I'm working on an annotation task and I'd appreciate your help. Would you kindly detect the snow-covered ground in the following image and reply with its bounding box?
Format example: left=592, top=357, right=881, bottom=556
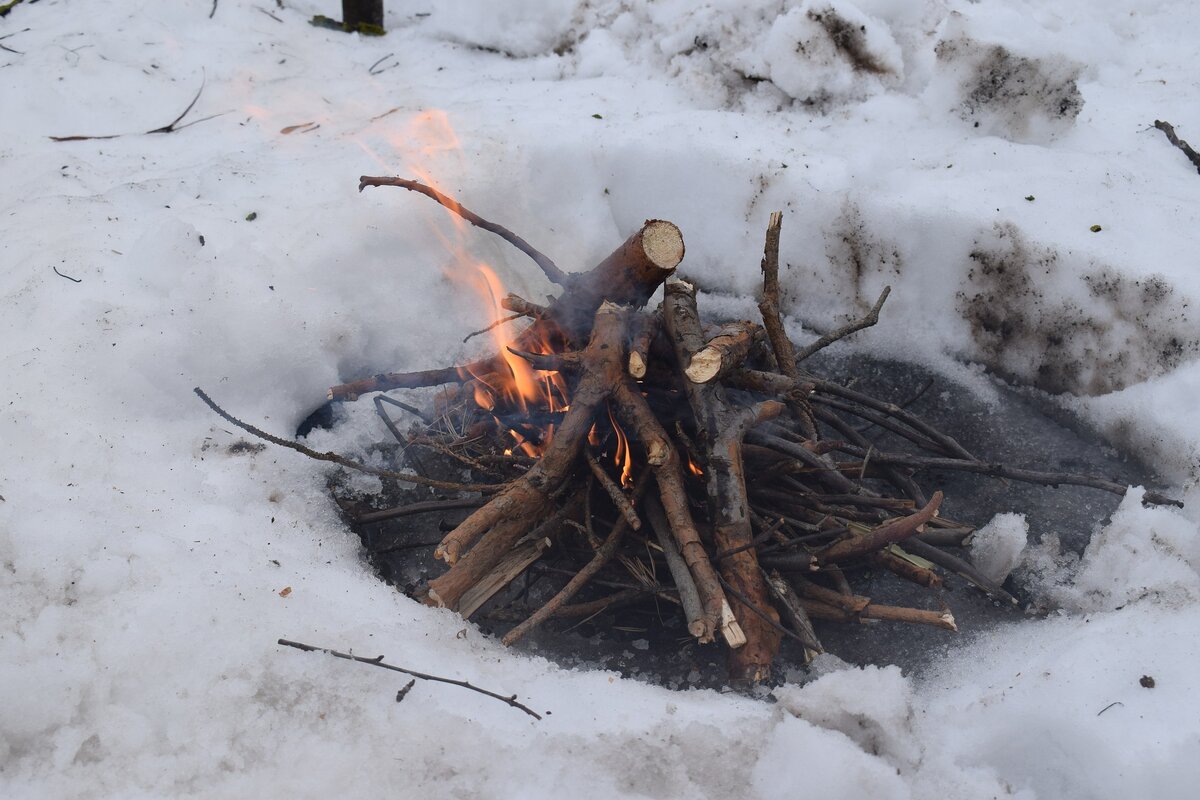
left=3, top=1, right=1200, bottom=796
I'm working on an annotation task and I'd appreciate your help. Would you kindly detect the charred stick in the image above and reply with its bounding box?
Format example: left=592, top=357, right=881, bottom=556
left=359, top=176, right=568, bottom=286
left=744, top=430, right=871, bottom=496
left=815, top=492, right=943, bottom=564
left=354, top=497, right=486, bottom=525
left=811, top=405, right=928, bottom=506
left=807, top=378, right=976, bottom=461
left=810, top=394, right=945, bottom=454
left=794, top=286, right=891, bottom=363
left=193, top=387, right=497, bottom=494
left=1153, top=120, right=1200, bottom=175
left=277, top=638, right=541, bottom=720
left=585, top=450, right=641, bottom=530
left=828, top=443, right=1182, bottom=507
left=664, top=278, right=783, bottom=682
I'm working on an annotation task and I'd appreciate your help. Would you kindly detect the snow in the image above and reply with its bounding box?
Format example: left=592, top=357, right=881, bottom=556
left=2, top=0, right=1200, bottom=797
left=971, top=512, right=1029, bottom=583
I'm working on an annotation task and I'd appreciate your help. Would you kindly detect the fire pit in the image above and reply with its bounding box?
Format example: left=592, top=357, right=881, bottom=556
left=196, top=176, right=1181, bottom=687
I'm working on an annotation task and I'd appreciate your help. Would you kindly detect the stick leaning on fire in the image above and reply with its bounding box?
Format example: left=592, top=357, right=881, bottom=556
left=196, top=176, right=1182, bottom=685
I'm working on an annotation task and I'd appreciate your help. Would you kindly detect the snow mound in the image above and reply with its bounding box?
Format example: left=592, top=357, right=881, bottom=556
left=970, top=512, right=1029, bottom=583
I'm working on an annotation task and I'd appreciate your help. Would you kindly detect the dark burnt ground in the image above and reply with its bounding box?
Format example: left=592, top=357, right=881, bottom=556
left=311, top=353, right=1161, bottom=691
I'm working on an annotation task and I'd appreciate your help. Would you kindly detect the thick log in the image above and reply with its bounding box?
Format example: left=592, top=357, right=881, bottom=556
left=663, top=278, right=781, bottom=683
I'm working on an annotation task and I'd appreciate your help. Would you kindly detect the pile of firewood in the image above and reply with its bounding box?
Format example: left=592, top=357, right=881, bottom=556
left=198, top=176, right=1182, bottom=685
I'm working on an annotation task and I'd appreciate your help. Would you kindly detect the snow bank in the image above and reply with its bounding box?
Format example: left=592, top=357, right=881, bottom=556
left=3, top=0, right=1200, bottom=797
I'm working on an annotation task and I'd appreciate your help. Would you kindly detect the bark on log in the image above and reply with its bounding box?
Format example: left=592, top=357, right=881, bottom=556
left=663, top=278, right=782, bottom=683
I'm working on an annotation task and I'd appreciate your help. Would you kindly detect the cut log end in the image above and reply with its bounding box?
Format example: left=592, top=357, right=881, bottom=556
left=641, top=220, right=685, bottom=271
left=719, top=599, right=747, bottom=648
left=685, top=348, right=723, bottom=384
left=628, top=351, right=648, bottom=379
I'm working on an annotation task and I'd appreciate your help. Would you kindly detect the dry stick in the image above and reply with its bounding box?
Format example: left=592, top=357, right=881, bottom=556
left=1153, top=120, right=1200, bottom=175
left=828, top=442, right=1182, bottom=508
left=901, top=538, right=1018, bottom=605
left=794, top=285, right=892, bottom=363
left=463, top=312, right=526, bottom=344
left=717, top=574, right=815, bottom=650
left=502, top=474, right=651, bottom=645
left=193, top=387, right=498, bottom=494
left=585, top=451, right=642, bottom=530
left=276, top=638, right=542, bottom=720
left=644, top=494, right=709, bottom=640
left=359, top=176, right=568, bottom=286
left=815, top=491, right=943, bottom=563
left=611, top=377, right=737, bottom=646
left=764, top=569, right=823, bottom=657
left=798, top=598, right=957, bottom=631
left=459, top=536, right=553, bottom=619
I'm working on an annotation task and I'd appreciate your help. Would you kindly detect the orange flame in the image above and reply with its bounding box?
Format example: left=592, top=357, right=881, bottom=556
left=608, top=406, right=635, bottom=489
left=687, top=458, right=704, bottom=477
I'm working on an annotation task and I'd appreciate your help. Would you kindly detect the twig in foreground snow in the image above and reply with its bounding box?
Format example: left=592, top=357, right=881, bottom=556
left=50, top=74, right=228, bottom=142
left=277, top=638, right=543, bottom=720
left=1154, top=120, right=1200, bottom=175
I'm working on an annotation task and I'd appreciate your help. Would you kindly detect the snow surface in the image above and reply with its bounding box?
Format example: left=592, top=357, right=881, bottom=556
left=3, top=0, right=1200, bottom=797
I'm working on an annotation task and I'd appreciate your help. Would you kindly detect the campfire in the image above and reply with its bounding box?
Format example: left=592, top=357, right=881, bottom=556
left=196, top=175, right=1181, bottom=686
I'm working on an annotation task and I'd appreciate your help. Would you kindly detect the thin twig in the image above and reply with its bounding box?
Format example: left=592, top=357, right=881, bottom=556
left=368, top=53, right=397, bottom=75
left=359, top=176, right=568, bottom=286
left=829, top=442, right=1182, bottom=507
left=51, top=74, right=220, bottom=141
left=794, top=286, right=891, bottom=362
left=194, top=387, right=499, bottom=493
left=209, top=0, right=218, bottom=19
left=277, top=638, right=541, bottom=720
left=354, top=497, right=486, bottom=525
left=1153, top=120, right=1200, bottom=175
left=52, top=266, right=82, bottom=283
left=463, top=311, right=525, bottom=343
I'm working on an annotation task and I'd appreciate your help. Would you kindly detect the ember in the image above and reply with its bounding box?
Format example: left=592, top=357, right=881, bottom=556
left=196, top=177, right=1182, bottom=686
